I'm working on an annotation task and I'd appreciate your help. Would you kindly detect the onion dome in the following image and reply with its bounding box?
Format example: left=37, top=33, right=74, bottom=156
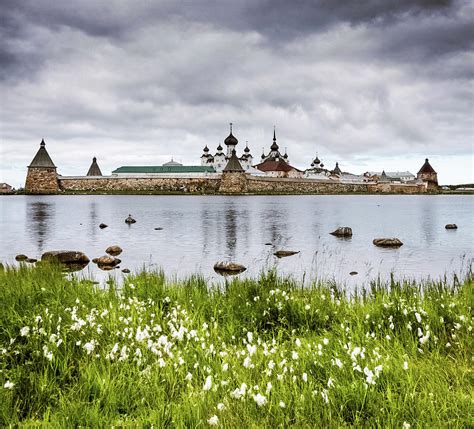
left=311, top=162, right=315, bottom=167
left=270, top=128, right=279, bottom=151
left=320, top=163, right=324, bottom=168
left=313, top=156, right=320, bottom=165
left=261, top=153, right=265, bottom=159
left=203, top=145, right=209, bottom=153
left=224, top=123, right=238, bottom=146
left=283, top=153, right=288, bottom=159
left=217, top=143, right=223, bottom=152
left=244, top=142, right=250, bottom=153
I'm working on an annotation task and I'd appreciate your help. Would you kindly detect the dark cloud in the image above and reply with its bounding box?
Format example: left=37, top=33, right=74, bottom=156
left=0, top=0, right=472, bottom=186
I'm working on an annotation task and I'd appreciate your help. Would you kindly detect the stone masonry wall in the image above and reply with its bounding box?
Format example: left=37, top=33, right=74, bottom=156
left=218, top=172, right=248, bottom=193
left=58, top=176, right=221, bottom=194
left=31, top=174, right=428, bottom=195
left=247, top=176, right=371, bottom=194
left=25, top=168, right=59, bottom=194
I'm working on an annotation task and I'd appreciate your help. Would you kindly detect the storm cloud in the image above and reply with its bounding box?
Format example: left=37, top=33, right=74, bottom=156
left=1, top=0, right=473, bottom=185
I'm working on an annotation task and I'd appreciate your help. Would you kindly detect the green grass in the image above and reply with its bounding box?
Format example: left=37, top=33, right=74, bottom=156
left=1, top=264, right=473, bottom=427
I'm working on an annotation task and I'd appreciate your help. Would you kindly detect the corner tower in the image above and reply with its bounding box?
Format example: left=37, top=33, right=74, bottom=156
left=25, top=139, right=59, bottom=194
left=417, top=158, right=438, bottom=189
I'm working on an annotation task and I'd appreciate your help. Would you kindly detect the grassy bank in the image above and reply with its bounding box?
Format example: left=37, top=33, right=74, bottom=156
left=1, top=265, right=472, bottom=427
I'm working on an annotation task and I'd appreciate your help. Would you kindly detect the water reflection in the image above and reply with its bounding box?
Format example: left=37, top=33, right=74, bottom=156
left=88, top=201, right=98, bottom=240
left=224, top=203, right=238, bottom=258
left=420, top=198, right=437, bottom=244
left=27, top=201, right=55, bottom=253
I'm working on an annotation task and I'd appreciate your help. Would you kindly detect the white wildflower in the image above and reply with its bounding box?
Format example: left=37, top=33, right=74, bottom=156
left=20, top=326, right=30, bottom=337
left=203, top=376, right=212, bottom=391
left=295, top=338, right=302, bottom=347
left=4, top=380, right=14, bottom=389
left=323, top=338, right=329, bottom=345
left=403, top=361, right=409, bottom=370
left=302, top=372, right=308, bottom=382
left=84, top=341, right=95, bottom=355
left=207, top=415, right=218, bottom=426
left=403, top=422, right=411, bottom=429
left=253, top=393, right=267, bottom=406
left=217, top=403, right=225, bottom=411
left=279, top=400, right=286, bottom=408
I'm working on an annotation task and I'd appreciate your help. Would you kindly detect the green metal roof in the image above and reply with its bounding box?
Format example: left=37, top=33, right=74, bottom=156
left=112, top=165, right=216, bottom=174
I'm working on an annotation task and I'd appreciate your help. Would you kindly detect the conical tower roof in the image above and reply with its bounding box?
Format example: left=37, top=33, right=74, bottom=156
left=333, top=162, right=342, bottom=174
left=28, top=139, right=56, bottom=168
left=86, top=157, right=103, bottom=176
left=223, top=149, right=245, bottom=172
left=417, top=158, right=436, bottom=174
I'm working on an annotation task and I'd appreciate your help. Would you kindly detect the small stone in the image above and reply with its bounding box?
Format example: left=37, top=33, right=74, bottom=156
left=122, top=268, right=131, bottom=273
left=265, top=242, right=272, bottom=246
left=349, top=271, right=358, bottom=276
left=154, top=227, right=163, bottom=230
left=15, top=254, right=28, bottom=261
left=445, top=224, right=458, bottom=230
left=330, top=227, right=353, bottom=237
left=125, top=215, right=136, bottom=224
left=105, top=245, right=122, bottom=256
left=373, top=238, right=404, bottom=247
left=99, top=223, right=108, bottom=229
left=26, top=258, right=37, bottom=263
left=92, top=258, right=99, bottom=264
left=274, top=250, right=300, bottom=258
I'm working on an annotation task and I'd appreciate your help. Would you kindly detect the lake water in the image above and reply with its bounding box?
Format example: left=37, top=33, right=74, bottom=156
left=0, top=195, right=472, bottom=286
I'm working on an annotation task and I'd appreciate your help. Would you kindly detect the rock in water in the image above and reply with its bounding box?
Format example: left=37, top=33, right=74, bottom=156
left=213, top=262, right=247, bottom=276
left=373, top=238, right=404, bottom=247
left=105, top=245, right=122, bottom=256
left=93, top=255, right=121, bottom=270
left=274, top=250, right=300, bottom=258
left=445, top=224, right=458, bottom=230
left=349, top=271, right=358, bottom=276
left=41, top=251, right=90, bottom=271
left=99, top=223, right=108, bottom=229
left=15, top=254, right=28, bottom=261
left=330, top=227, right=353, bottom=237
left=154, top=227, right=163, bottom=231
left=122, top=268, right=131, bottom=273
left=125, top=214, right=136, bottom=224
left=41, top=251, right=90, bottom=264
left=26, top=258, right=37, bottom=263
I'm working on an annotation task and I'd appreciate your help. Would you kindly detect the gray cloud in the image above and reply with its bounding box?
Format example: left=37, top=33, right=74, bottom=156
left=0, top=0, right=472, bottom=186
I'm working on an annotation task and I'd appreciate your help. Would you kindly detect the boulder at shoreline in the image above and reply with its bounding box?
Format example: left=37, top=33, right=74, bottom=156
left=445, top=224, right=458, bottom=230
left=214, top=262, right=247, bottom=275
left=373, top=238, right=403, bottom=247
left=41, top=251, right=90, bottom=264
left=15, top=254, right=28, bottom=261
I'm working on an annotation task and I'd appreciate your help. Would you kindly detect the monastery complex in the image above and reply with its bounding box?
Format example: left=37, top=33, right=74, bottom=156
left=25, top=124, right=439, bottom=194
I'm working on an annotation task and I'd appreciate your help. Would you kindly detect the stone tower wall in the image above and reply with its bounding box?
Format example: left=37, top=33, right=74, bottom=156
left=25, top=168, right=59, bottom=194
left=218, top=172, right=248, bottom=193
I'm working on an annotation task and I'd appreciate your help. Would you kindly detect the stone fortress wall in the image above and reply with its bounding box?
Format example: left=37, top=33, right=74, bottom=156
left=42, top=173, right=428, bottom=194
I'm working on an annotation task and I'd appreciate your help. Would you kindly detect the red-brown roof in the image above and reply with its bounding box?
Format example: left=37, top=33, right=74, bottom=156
left=417, top=158, right=436, bottom=174
left=255, top=160, right=300, bottom=172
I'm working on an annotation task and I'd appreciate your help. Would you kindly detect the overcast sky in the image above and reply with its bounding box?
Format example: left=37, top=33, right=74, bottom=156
left=1, top=0, right=473, bottom=187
